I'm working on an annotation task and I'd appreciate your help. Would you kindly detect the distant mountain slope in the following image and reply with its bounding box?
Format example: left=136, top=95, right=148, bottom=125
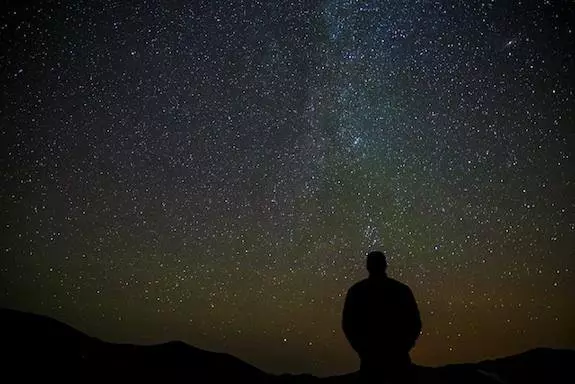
left=1, top=308, right=573, bottom=383
left=0, top=308, right=270, bottom=382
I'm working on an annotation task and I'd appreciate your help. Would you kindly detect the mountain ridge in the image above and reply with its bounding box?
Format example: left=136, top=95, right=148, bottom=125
left=1, top=308, right=573, bottom=383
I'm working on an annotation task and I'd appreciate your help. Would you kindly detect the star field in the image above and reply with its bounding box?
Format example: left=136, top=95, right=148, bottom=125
left=1, top=0, right=574, bottom=376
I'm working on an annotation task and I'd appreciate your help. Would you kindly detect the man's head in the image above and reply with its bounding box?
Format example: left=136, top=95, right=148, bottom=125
left=366, top=250, right=387, bottom=276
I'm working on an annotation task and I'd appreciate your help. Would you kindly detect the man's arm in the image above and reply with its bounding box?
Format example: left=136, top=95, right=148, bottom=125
left=342, top=289, right=354, bottom=341
left=406, top=287, right=422, bottom=348
left=342, top=288, right=363, bottom=354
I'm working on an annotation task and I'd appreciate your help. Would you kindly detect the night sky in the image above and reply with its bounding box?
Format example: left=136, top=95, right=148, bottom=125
left=1, top=0, right=574, bottom=376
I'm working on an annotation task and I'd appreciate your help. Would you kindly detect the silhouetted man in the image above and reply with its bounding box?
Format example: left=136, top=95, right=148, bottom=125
left=342, top=251, right=421, bottom=382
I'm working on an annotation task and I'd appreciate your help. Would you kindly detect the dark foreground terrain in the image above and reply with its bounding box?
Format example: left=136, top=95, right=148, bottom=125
left=1, top=308, right=573, bottom=383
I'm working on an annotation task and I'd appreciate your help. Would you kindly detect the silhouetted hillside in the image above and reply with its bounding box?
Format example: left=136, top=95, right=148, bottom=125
left=1, top=308, right=573, bottom=383
left=1, top=308, right=269, bottom=383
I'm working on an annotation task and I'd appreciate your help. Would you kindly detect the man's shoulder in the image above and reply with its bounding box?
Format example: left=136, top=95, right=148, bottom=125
left=386, top=277, right=414, bottom=293
left=348, top=278, right=370, bottom=292
left=347, top=277, right=413, bottom=293
left=386, top=276, right=408, bottom=286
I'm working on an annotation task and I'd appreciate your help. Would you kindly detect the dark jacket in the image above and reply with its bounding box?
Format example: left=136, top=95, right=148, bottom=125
left=342, top=275, right=421, bottom=358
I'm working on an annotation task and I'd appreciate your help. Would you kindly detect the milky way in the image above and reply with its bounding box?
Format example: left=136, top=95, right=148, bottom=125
left=1, top=0, right=574, bottom=376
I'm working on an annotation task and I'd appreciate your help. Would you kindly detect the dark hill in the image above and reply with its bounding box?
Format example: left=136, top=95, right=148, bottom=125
left=1, top=308, right=573, bottom=383
left=0, top=308, right=269, bottom=383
